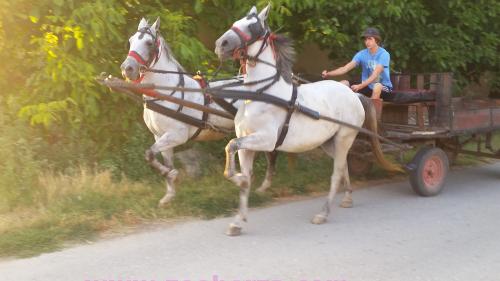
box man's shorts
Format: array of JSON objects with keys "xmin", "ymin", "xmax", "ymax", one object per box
[{"xmin": 350, "ymin": 81, "xmax": 393, "ymax": 101}]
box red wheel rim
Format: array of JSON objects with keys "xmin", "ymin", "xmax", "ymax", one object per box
[{"xmin": 422, "ymin": 155, "xmax": 444, "ymax": 190}]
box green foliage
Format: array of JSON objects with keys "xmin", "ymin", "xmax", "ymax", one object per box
[
  {"xmin": 192, "ymin": 0, "xmax": 499, "ymax": 88},
  {"xmin": 0, "ymin": 0, "xmax": 221, "ymax": 187},
  {"xmin": 0, "ymin": 0, "xmax": 498, "ymax": 222},
  {"xmin": 0, "ymin": 111, "xmax": 43, "ymax": 211}
]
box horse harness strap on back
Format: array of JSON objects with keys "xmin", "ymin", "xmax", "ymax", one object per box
[{"xmin": 274, "ymin": 84, "xmax": 298, "ymax": 149}]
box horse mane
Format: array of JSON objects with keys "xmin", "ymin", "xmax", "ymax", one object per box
[
  {"xmin": 271, "ymin": 34, "xmax": 296, "ymax": 84},
  {"xmin": 159, "ymin": 36, "xmax": 186, "ymax": 72},
  {"xmin": 139, "ymin": 19, "xmax": 186, "ymax": 72}
]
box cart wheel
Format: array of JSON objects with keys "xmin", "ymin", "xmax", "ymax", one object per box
[
  {"xmin": 347, "ymin": 153, "xmax": 373, "ymax": 176},
  {"xmin": 408, "ymin": 147, "xmax": 449, "ymax": 197}
]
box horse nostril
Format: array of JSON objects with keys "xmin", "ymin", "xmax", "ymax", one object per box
[
  {"xmin": 125, "ymin": 66, "xmax": 133, "ymax": 73},
  {"xmin": 222, "ymin": 40, "xmax": 228, "ymax": 47}
]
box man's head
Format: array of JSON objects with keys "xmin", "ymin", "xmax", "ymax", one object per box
[{"xmin": 361, "ymin": 27, "xmax": 381, "ymax": 48}]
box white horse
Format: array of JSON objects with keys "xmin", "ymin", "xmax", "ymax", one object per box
[
  {"xmin": 215, "ymin": 5, "xmax": 402, "ymax": 236},
  {"xmin": 120, "ymin": 18, "xmax": 278, "ymax": 207}
]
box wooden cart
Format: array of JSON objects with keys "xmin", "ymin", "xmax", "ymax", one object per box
[{"xmin": 348, "ymin": 72, "xmax": 500, "ymax": 196}]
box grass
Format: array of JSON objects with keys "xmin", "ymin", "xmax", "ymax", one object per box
[
  {"xmin": 0, "ymin": 134, "xmax": 498, "ymax": 258},
  {"xmin": 0, "ymin": 149, "xmax": 332, "ymax": 258},
  {"xmin": 0, "ymin": 169, "xmax": 174, "ymax": 257}
]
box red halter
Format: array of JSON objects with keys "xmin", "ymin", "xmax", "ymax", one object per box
[
  {"xmin": 126, "ymin": 39, "xmax": 161, "ymax": 83},
  {"xmin": 231, "ymin": 26, "xmax": 252, "ymax": 43}
]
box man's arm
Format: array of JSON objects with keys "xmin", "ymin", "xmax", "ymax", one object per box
[
  {"xmin": 351, "ymin": 64, "xmax": 384, "ymax": 92},
  {"xmin": 322, "ymin": 61, "xmax": 357, "ymax": 78}
]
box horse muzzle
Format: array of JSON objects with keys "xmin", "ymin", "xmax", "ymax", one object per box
[{"xmin": 120, "ymin": 58, "xmax": 141, "ymax": 81}]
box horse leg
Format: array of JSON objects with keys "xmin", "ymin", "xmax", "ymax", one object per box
[
  {"xmin": 158, "ymin": 149, "xmax": 179, "ymax": 207},
  {"xmin": 312, "ymin": 132, "xmax": 356, "ymax": 224},
  {"xmin": 227, "ymin": 149, "xmax": 256, "ymax": 236},
  {"xmin": 224, "ymin": 134, "xmax": 275, "ymax": 183},
  {"xmin": 339, "ymin": 165, "xmax": 353, "ymax": 208},
  {"xmin": 144, "ymin": 131, "xmax": 187, "ymax": 206},
  {"xmin": 256, "ymin": 150, "xmax": 278, "ymax": 193},
  {"xmin": 223, "ymin": 138, "xmax": 239, "ymax": 181}
]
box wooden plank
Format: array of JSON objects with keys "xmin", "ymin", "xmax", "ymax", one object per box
[
  {"xmin": 417, "ymin": 74, "xmax": 425, "ymax": 89},
  {"xmin": 429, "ymin": 74, "xmax": 438, "ymax": 91},
  {"xmin": 493, "ymin": 108, "xmax": 500, "ymax": 127},
  {"xmin": 417, "ymin": 104, "xmax": 426, "ymax": 129},
  {"xmin": 391, "ymin": 75, "xmax": 400, "ymax": 90},
  {"xmin": 452, "ymin": 109, "xmax": 491, "ymax": 131},
  {"xmin": 399, "ymin": 75, "xmax": 411, "ymax": 89},
  {"xmin": 436, "ymin": 73, "xmax": 453, "ymax": 127},
  {"xmin": 382, "ymin": 105, "xmax": 408, "ymax": 125}
]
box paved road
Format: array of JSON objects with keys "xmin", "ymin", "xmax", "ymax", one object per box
[{"xmin": 1, "ymin": 163, "xmax": 499, "ymax": 281}]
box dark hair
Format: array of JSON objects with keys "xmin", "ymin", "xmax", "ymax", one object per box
[{"xmin": 362, "ymin": 27, "xmax": 382, "ymax": 44}]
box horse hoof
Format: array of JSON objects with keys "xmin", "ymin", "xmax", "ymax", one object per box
[
  {"xmin": 311, "ymin": 214, "xmax": 327, "ymax": 225},
  {"xmin": 158, "ymin": 195, "xmax": 175, "ymax": 208},
  {"xmin": 230, "ymin": 174, "xmax": 248, "ymax": 188},
  {"xmin": 340, "ymin": 199, "xmax": 353, "ymax": 208},
  {"xmin": 256, "ymin": 181, "xmax": 271, "ymax": 193},
  {"xmin": 223, "ymin": 169, "xmax": 232, "ymax": 179},
  {"xmin": 256, "ymin": 187, "xmax": 267, "ymax": 193},
  {"xmin": 226, "ymin": 224, "xmax": 242, "ymax": 236},
  {"xmin": 145, "ymin": 149, "xmax": 155, "ymax": 162}
]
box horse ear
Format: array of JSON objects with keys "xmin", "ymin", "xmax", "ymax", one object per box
[
  {"xmin": 151, "ymin": 17, "xmax": 160, "ymax": 33},
  {"xmin": 138, "ymin": 18, "xmax": 148, "ymax": 30},
  {"xmin": 258, "ymin": 3, "xmax": 271, "ymax": 22},
  {"xmin": 248, "ymin": 6, "xmax": 258, "ymax": 15}
]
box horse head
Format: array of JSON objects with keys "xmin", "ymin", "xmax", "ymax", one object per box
[
  {"xmin": 214, "ymin": 4, "xmax": 271, "ymax": 61},
  {"xmin": 121, "ymin": 17, "xmax": 161, "ymax": 81}
]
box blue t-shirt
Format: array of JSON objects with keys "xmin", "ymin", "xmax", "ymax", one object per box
[{"xmin": 353, "ymin": 47, "xmax": 392, "ymax": 90}]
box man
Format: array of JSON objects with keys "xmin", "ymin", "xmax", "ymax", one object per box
[{"xmin": 322, "ymin": 27, "xmax": 392, "ymax": 100}]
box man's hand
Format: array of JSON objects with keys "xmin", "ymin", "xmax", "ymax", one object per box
[
  {"xmin": 321, "ymin": 70, "xmax": 329, "ymax": 79},
  {"xmin": 351, "ymin": 84, "xmax": 364, "ymax": 92}
]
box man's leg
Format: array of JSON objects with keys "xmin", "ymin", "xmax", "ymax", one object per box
[
  {"xmin": 371, "ymin": 83, "xmax": 384, "ymax": 121},
  {"xmin": 371, "ymin": 83, "xmax": 383, "ymax": 99}
]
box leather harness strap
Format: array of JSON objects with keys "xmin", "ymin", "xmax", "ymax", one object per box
[
  {"xmin": 144, "ymin": 96, "xmax": 210, "ymax": 141},
  {"xmin": 274, "ymin": 84, "xmax": 298, "ymax": 149},
  {"xmin": 175, "ymin": 70, "xmax": 185, "ymax": 112},
  {"xmin": 189, "ymin": 93, "xmax": 210, "ymax": 141},
  {"xmin": 144, "ymin": 100, "xmax": 205, "ymax": 129}
]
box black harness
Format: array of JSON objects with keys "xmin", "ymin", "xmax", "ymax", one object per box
[
  {"xmin": 274, "ymin": 84, "xmax": 298, "ymax": 149},
  {"xmin": 133, "ymin": 17, "xmax": 298, "ymax": 145},
  {"xmin": 129, "ymin": 28, "xmax": 214, "ymax": 140},
  {"xmin": 227, "ymin": 13, "xmax": 298, "ymax": 149},
  {"xmin": 144, "ymin": 92, "xmax": 210, "ymax": 141}
]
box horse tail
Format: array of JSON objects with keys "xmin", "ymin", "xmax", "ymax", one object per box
[{"xmin": 358, "ymin": 96, "xmax": 404, "ymax": 173}]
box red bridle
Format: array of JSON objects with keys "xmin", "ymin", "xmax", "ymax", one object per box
[
  {"xmin": 126, "ymin": 39, "xmax": 161, "ymax": 83},
  {"xmin": 232, "ymin": 32, "xmax": 277, "ymax": 67},
  {"xmin": 128, "ymin": 51, "xmax": 148, "ymax": 66},
  {"xmin": 231, "ymin": 26, "xmax": 252, "ymax": 43}
]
